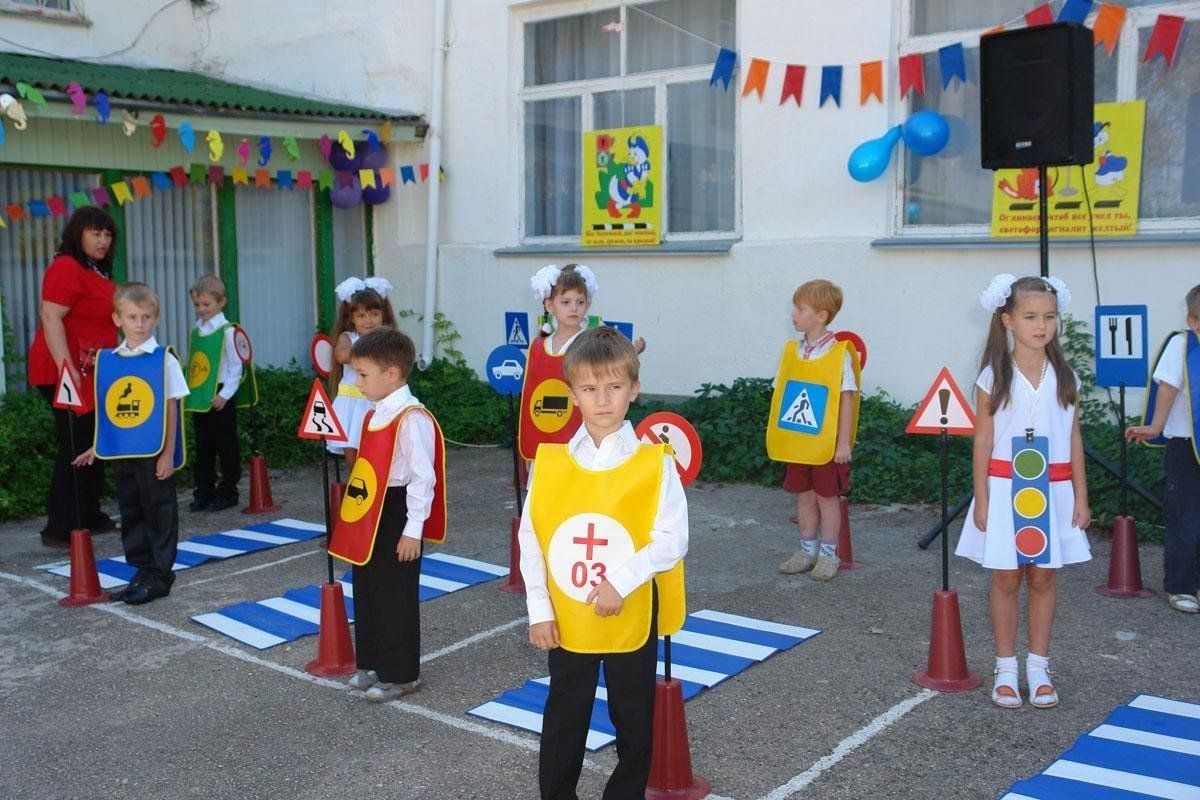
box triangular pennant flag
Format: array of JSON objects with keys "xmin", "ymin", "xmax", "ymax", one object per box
[
  {"xmin": 859, "ymin": 61, "xmax": 883, "ymax": 105},
  {"xmin": 207, "ymin": 165, "xmax": 225, "ymax": 186},
  {"xmin": 379, "ymin": 167, "xmax": 396, "ymax": 187},
  {"xmin": 150, "ymin": 171, "xmax": 172, "ymax": 190},
  {"xmin": 905, "ymin": 367, "xmax": 976, "ymax": 435},
  {"xmin": 46, "ymin": 196, "xmax": 67, "ymax": 217},
  {"xmin": 741, "ymin": 58, "xmax": 770, "ymax": 99},
  {"xmin": 1144, "ymin": 14, "xmax": 1184, "ymax": 67},
  {"xmin": 131, "ymin": 176, "xmax": 152, "ymax": 198},
  {"xmin": 254, "ymin": 168, "xmax": 271, "ymax": 188},
  {"xmin": 68, "ymin": 191, "xmax": 92, "ymax": 210},
  {"xmin": 819, "ymin": 65, "xmax": 842, "ymax": 107},
  {"xmin": 418, "ymin": 163, "xmax": 430, "ymax": 182},
  {"xmin": 0, "ymin": 214, "xmax": 5, "ymax": 229},
  {"xmin": 232, "ymin": 166, "xmax": 250, "ymax": 185},
  {"xmin": 1024, "ymin": 3, "xmax": 1054, "ymax": 27},
  {"xmin": 189, "ymin": 163, "xmax": 206, "ymax": 184},
  {"xmin": 110, "ymin": 181, "xmax": 133, "ymax": 206},
  {"xmin": 899, "ymin": 53, "xmax": 925, "ymax": 98},
  {"xmin": 5, "ymin": 203, "xmax": 26, "ymax": 221},
  {"xmin": 27, "ymin": 200, "xmax": 51, "ymax": 218},
  {"xmin": 359, "ymin": 168, "xmax": 377, "ymax": 189},
  {"xmin": 1058, "ymin": 0, "xmax": 1092, "ymax": 23},
  {"xmin": 90, "ymin": 187, "xmax": 112, "ymax": 207},
  {"xmin": 297, "ymin": 170, "xmax": 313, "ymax": 189},
  {"xmin": 297, "ymin": 378, "xmax": 347, "ymax": 442},
  {"xmin": 439, "ymin": 166, "xmax": 446, "ymax": 181},
  {"xmin": 52, "ymin": 361, "xmax": 90, "ymax": 413},
  {"xmin": 938, "ymin": 43, "xmax": 966, "ymax": 88},
  {"xmin": 276, "ymin": 170, "xmax": 294, "ymax": 189},
  {"xmin": 779, "ymin": 64, "xmax": 806, "ymax": 107},
  {"xmin": 710, "ymin": 47, "xmax": 737, "ymax": 90},
  {"xmin": 169, "ymin": 166, "xmax": 189, "ymax": 186},
  {"xmin": 318, "ymin": 171, "xmax": 333, "ymax": 190},
  {"xmin": 400, "ymin": 165, "xmax": 416, "ymax": 185},
  {"xmin": 1093, "ymin": 4, "xmax": 1125, "ymax": 56}
]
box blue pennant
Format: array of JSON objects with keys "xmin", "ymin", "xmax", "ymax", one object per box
[
  {"xmin": 276, "ymin": 170, "xmax": 293, "ymax": 189},
  {"xmin": 710, "ymin": 47, "xmax": 737, "ymax": 90},
  {"xmin": 819, "ymin": 65, "xmax": 842, "ymax": 107},
  {"xmin": 27, "ymin": 199, "xmax": 51, "ymax": 218},
  {"xmin": 150, "ymin": 172, "xmax": 172, "ymax": 190},
  {"xmin": 400, "ymin": 165, "xmax": 416, "ymax": 185},
  {"xmin": 1058, "ymin": 0, "xmax": 1092, "ymax": 23},
  {"xmin": 938, "ymin": 43, "xmax": 967, "ymax": 88}
]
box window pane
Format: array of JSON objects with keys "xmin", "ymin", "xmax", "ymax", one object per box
[
  {"xmin": 667, "ymin": 81, "xmax": 735, "ymax": 232},
  {"xmin": 628, "ymin": 0, "xmax": 735, "ymax": 73},
  {"xmin": 913, "ymin": 0, "xmax": 1163, "ymax": 35},
  {"xmin": 525, "ymin": 10, "xmax": 619, "ymax": 86},
  {"xmin": 332, "ymin": 204, "xmax": 367, "ymax": 285},
  {"xmin": 1137, "ymin": 25, "xmax": 1200, "ymax": 218},
  {"xmin": 525, "ymin": 97, "xmax": 581, "ymax": 236},
  {"xmin": 595, "ymin": 88, "xmax": 655, "ymax": 129}
]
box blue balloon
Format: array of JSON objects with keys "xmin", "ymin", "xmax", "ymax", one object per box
[
  {"xmin": 902, "ymin": 109, "xmax": 950, "ymax": 157},
  {"xmin": 848, "ymin": 125, "xmax": 902, "ymax": 182}
]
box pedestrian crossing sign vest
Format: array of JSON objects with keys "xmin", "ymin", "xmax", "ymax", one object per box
[
  {"xmin": 1141, "ymin": 329, "xmax": 1200, "ymax": 463},
  {"xmin": 518, "ymin": 339, "xmax": 583, "ymax": 460},
  {"xmin": 529, "ymin": 443, "xmax": 686, "ymax": 653},
  {"xmin": 328, "ymin": 406, "xmax": 448, "ymax": 565},
  {"xmin": 93, "ymin": 347, "xmax": 186, "ymax": 469},
  {"xmin": 766, "ymin": 339, "xmax": 861, "ymax": 465},
  {"xmin": 184, "ymin": 323, "xmax": 258, "ymax": 412}
]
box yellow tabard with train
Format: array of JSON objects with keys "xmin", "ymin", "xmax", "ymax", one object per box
[
  {"xmin": 530, "ymin": 443, "xmax": 685, "ymax": 653},
  {"xmin": 766, "ymin": 339, "xmax": 861, "ymax": 465}
]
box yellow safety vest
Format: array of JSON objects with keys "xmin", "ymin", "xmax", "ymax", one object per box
[
  {"xmin": 530, "ymin": 443, "xmax": 686, "ymax": 653},
  {"xmin": 766, "ymin": 339, "xmax": 861, "ymax": 465}
]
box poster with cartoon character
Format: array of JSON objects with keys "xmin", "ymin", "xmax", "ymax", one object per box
[
  {"xmin": 581, "ymin": 125, "xmax": 663, "ymax": 247},
  {"xmin": 990, "ymin": 100, "xmax": 1144, "ymax": 238}
]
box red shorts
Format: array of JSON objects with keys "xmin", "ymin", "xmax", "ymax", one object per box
[{"xmin": 783, "ymin": 462, "xmax": 851, "ymax": 498}]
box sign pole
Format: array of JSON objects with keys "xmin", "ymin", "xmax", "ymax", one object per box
[
  {"xmin": 508, "ymin": 393, "xmax": 523, "ymax": 516},
  {"xmin": 1118, "ymin": 381, "xmax": 1129, "ymax": 517},
  {"xmin": 940, "ymin": 428, "xmax": 949, "ymax": 592},
  {"xmin": 321, "ymin": 444, "xmax": 334, "ymax": 585}
]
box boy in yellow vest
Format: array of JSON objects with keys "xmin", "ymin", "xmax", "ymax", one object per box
[
  {"xmin": 769, "ymin": 279, "xmax": 861, "ymax": 581},
  {"xmin": 518, "ymin": 326, "xmax": 688, "ymax": 800}
]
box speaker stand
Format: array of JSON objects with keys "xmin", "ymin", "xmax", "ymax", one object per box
[{"xmin": 1038, "ymin": 164, "xmax": 1050, "ymax": 279}]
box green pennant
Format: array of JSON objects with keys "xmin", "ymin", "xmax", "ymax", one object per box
[
  {"xmin": 189, "ymin": 163, "xmax": 206, "ymax": 184},
  {"xmin": 68, "ymin": 191, "xmax": 92, "ymax": 210},
  {"xmin": 317, "ymin": 171, "xmax": 333, "ymax": 190}
]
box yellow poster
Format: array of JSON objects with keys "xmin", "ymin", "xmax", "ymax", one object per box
[
  {"xmin": 990, "ymin": 100, "xmax": 1145, "ymax": 238},
  {"xmin": 582, "ymin": 125, "xmax": 662, "ymax": 247}
]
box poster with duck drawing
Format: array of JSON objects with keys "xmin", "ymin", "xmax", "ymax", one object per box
[
  {"xmin": 581, "ymin": 125, "xmax": 662, "ymax": 247},
  {"xmin": 990, "ymin": 100, "xmax": 1144, "ymax": 238}
]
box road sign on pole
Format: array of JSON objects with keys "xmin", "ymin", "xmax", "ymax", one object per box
[{"xmin": 1095, "ymin": 304, "xmax": 1148, "ymax": 388}]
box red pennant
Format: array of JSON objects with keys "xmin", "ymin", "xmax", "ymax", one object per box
[
  {"xmin": 1144, "ymin": 14, "xmax": 1185, "ymax": 67},
  {"xmin": 296, "ymin": 170, "xmax": 313, "ymax": 189},
  {"xmin": 46, "ymin": 196, "xmax": 67, "ymax": 217},
  {"xmin": 899, "ymin": 54, "xmax": 925, "ymax": 98},
  {"xmin": 169, "ymin": 166, "xmax": 189, "ymax": 186},
  {"xmin": 419, "ymin": 163, "xmax": 430, "ymax": 182},
  {"xmin": 779, "ymin": 64, "xmax": 806, "ymax": 106},
  {"xmin": 1024, "ymin": 3, "xmax": 1054, "ymax": 26}
]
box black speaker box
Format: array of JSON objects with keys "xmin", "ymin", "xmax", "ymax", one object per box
[{"xmin": 980, "ymin": 23, "xmax": 1094, "ymax": 169}]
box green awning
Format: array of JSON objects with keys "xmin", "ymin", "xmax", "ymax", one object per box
[{"xmin": 0, "ymin": 52, "xmax": 419, "ymax": 123}]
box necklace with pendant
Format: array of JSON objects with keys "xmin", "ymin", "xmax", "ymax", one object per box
[{"xmin": 1022, "ymin": 357, "xmax": 1049, "ymax": 442}]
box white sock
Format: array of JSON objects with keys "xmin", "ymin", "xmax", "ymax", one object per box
[
  {"xmin": 995, "ymin": 655, "xmax": 1018, "ymax": 673},
  {"xmin": 799, "ymin": 538, "xmax": 818, "ymax": 556},
  {"xmin": 819, "ymin": 541, "xmax": 837, "ymax": 558},
  {"xmin": 1026, "ymin": 652, "xmax": 1050, "ymax": 679}
]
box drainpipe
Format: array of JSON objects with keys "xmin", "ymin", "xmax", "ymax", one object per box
[{"xmin": 419, "ymin": 0, "xmax": 448, "ymax": 369}]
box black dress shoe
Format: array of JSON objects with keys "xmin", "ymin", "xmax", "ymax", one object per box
[
  {"xmin": 189, "ymin": 497, "xmax": 212, "ymax": 512},
  {"xmin": 40, "ymin": 533, "xmax": 70, "ymax": 550},
  {"xmin": 206, "ymin": 497, "xmax": 238, "ymax": 512},
  {"xmin": 123, "ymin": 581, "xmax": 170, "ymax": 605}
]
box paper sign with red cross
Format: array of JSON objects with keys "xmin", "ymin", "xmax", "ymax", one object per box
[{"xmin": 546, "ymin": 513, "xmax": 634, "ymax": 602}]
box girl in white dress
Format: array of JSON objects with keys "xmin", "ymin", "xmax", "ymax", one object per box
[
  {"xmin": 956, "ymin": 275, "xmax": 1091, "ymax": 710},
  {"xmin": 328, "ymin": 277, "xmax": 397, "ymax": 467}
]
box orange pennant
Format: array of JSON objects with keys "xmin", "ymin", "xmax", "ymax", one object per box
[
  {"xmin": 254, "ymin": 169, "xmax": 271, "ymax": 188},
  {"xmin": 1093, "ymin": 4, "xmax": 1125, "ymax": 56},
  {"xmin": 131, "ymin": 176, "xmax": 152, "ymax": 198},
  {"xmin": 379, "ymin": 167, "xmax": 396, "ymax": 187},
  {"xmin": 741, "ymin": 58, "xmax": 770, "ymax": 99},
  {"xmin": 859, "ymin": 61, "xmax": 883, "ymax": 105}
]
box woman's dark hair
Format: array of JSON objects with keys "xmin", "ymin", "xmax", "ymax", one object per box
[{"xmin": 57, "ymin": 206, "xmax": 118, "ymax": 274}]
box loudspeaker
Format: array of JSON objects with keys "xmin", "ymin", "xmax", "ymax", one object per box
[{"xmin": 980, "ymin": 23, "xmax": 1094, "ymax": 169}]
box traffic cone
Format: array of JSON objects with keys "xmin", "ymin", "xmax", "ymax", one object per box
[
  {"xmin": 913, "ymin": 589, "xmax": 981, "ymax": 692},
  {"xmin": 242, "ymin": 452, "xmax": 280, "ymax": 514},
  {"xmin": 1095, "ymin": 515, "xmax": 1154, "ymax": 598},
  {"xmin": 836, "ymin": 495, "xmax": 862, "ymax": 571},
  {"xmin": 58, "ymin": 528, "xmax": 109, "ymax": 607},
  {"xmin": 499, "ymin": 516, "xmax": 526, "ymax": 594},
  {"xmin": 305, "ymin": 581, "xmax": 357, "ymax": 677},
  {"xmin": 645, "ymin": 678, "xmax": 711, "ymax": 800}
]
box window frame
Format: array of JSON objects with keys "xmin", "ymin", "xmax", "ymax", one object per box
[
  {"xmin": 0, "ymin": 0, "xmax": 88, "ymax": 25},
  {"xmin": 515, "ymin": 0, "xmax": 741, "ymax": 244},
  {"xmin": 893, "ymin": 0, "xmax": 1200, "ymax": 237}
]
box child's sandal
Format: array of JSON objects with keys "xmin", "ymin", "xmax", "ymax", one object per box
[
  {"xmin": 1026, "ymin": 657, "xmax": 1059, "ymax": 709},
  {"xmin": 991, "ymin": 666, "xmax": 1022, "ymax": 709}
]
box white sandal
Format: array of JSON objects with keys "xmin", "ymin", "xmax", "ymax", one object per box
[
  {"xmin": 991, "ymin": 664, "xmax": 1022, "ymax": 709},
  {"xmin": 1026, "ymin": 655, "xmax": 1059, "ymax": 709},
  {"xmin": 1168, "ymin": 594, "xmax": 1200, "ymax": 613}
]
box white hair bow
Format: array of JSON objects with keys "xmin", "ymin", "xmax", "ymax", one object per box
[
  {"xmin": 363, "ymin": 276, "xmax": 393, "ymax": 299},
  {"xmin": 571, "ymin": 264, "xmax": 599, "ymax": 302},
  {"xmin": 335, "ymin": 276, "xmax": 366, "ymax": 303},
  {"xmin": 1045, "ymin": 276, "xmax": 1071, "ymax": 314},
  {"xmin": 530, "ymin": 264, "xmax": 562, "ymax": 302},
  {"xmin": 979, "ymin": 273, "xmax": 1018, "ymax": 313}
]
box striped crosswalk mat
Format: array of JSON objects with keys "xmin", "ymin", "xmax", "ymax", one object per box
[
  {"xmin": 1001, "ymin": 694, "xmax": 1200, "ymax": 800},
  {"xmin": 191, "ymin": 552, "xmax": 509, "ymax": 649},
  {"xmin": 468, "ymin": 609, "xmax": 820, "ymax": 750},
  {"xmin": 42, "ymin": 518, "xmax": 325, "ymax": 589}
]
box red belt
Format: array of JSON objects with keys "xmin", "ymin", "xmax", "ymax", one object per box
[{"xmin": 989, "ymin": 458, "xmax": 1073, "ymax": 481}]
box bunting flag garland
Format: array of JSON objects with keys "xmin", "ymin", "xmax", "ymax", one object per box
[
  {"xmin": 68, "ymin": 191, "xmax": 91, "ymax": 210},
  {"xmin": 859, "ymin": 61, "xmax": 882, "ymax": 105},
  {"xmin": 898, "ymin": 53, "xmax": 925, "ymax": 98},
  {"xmin": 780, "ymin": 64, "xmax": 806, "ymax": 106},
  {"xmin": 710, "ymin": 47, "xmax": 737, "ymax": 89},
  {"xmin": 232, "ymin": 166, "xmax": 250, "ymax": 185},
  {"xmin": 27, "ymin": 199, "xmax": 50, "ymax": 218},
  {"xmin": 90, "ymin": 187, "xmax": 111, "ymax": 207},
  {"xmin": 189, "ymin": 163, "xmax": 206, "ymax": 184},
  {"xmin": 276, "ymin": 170, "xmax": 293, "ymax": 189},
  {"xmin": 938, "ymin": 43, "xmax": 966, "ymax": 89},
  {"xmin": 742, "ymin": 58, "xmax": 770, "ymax": 99},
  {"xmin": 5, "ymin": 203, "xmax": 26, "ymax": 220},
  {"xmin": 317, "ymin": 171, "xmax": 333, "ymax": 190},
  {"xmin": 151, "ymin": 172, "xmax": 172, "ymax": 190},
  {"xmin": 819, "ymin": 66, "xmax": 842, "ymax": 107},
  {"xmin": 400, "ymin": 165, "xmax": 416, "ymax": 185},
  {"xmin": 207, "ymin": 166, "xmax": 225, "ymax": 186},
  {"xmin": 1144, "ymin": 14, "xmax": 1185, "ymax": 67},
  {"xmin": 418, "ymin": 163, "xmax": 430, "ymax": 182},
  {"xmin": 169, "ymin": 166, "xmax": 189, "ymax": 186},
  {"xmin": 359, "ymin": 168, "xmax": 377, "ymax": 188},
  {"xmin": 254, "ymin": 168, "xmax": 271, "ymax": 188},
  {"xmin": 46, "ymin": 196, "xmax": 66, "ymax": 217},
  {"xmin": 296, "ymin": 170, "xmax": 313, "ymax": 189},
  {"xmin": 1093, "ymin": 4, "xmax": 1125, "ymax": 55},
  {"xmin": 1058, "ymin": 0, "xmax": 1092, "ymax": 24},
  {"xmin": 131, "ymin": 176, "xmax": 152, "ymax": 198},
  {"xmin": 1024, "ymin": 3, "xmax": 1054, "ymax": 27},
  {"xmin": 110, "ymin": 180, "xmax": 132, "ymax": 206},
  {"xmin": 379, "ymin": 167, "xmax": 395, "ymax": 187}
]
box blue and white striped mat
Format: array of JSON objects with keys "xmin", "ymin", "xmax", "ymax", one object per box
[
  {"xmin": 1001, "ymin": 694, "xmax": 1200, "ymax": 799},
  {"xmin": 468, "ymin": 609, "xmax": 820, "ymax": 750},
  {"xmin": 191, "ymin": 552, "xmax": 509, "ymax": 649},
  {"xmin": 42, "ymin": 518, "xmax": 326, "ymax": 589}
]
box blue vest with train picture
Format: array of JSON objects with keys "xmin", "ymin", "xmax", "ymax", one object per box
[{"xmin": 94, "ymin": 347, "xmax": 185, "ymax": 469}]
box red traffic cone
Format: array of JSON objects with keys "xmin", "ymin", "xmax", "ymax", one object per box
[
  {"xmin": 1095, "ymin": 515, "xmax": 1154, "ymax": 598},
  {"xmin": 59, "ymin": 528, "xmax": 109, "ymax": 607},
  {"xmin": 305, "ymin": 581, "xmax": 357, "ymax": 677},
  {"xmin": 242, "ymin": 452, "xmax": 280, "ymax": 514},
  {"xmin": 836, "ymin": 495, "xmax": 862, "ymax": 571},
  {"xmin": 499, "ymin": 516, "xmax": 526, "ymax": 594},
  {"xmin": 913, "ymin": 589, "xmax": 981, "ymax": 692},
  {"xmin": 645, "ymin": 678, "xmax": 711, "ymax": 800}
]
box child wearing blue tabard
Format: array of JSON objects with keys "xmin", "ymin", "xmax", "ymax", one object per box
[{"xmin": 74, "ymin": 283, "xmax": 188, "ymax": 605}]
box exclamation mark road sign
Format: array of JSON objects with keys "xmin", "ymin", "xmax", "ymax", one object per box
[{"xmin": 938, "ymin": 388, "xmax": 950, "ymax": 427}]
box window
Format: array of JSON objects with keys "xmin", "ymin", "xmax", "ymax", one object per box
[
  {"xmin": 521, "ymin": 0, "xmax": 737, "ymax": 239},
  {"xmin": 900, "ymin": 1, "xmax": 1199, "ymax": 232},
  {"xmin": 0, "ymin": 0, "xmax": 84, "ymax": 22}
]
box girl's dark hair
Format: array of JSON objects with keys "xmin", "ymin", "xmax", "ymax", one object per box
[
  {"xmin": 980, "ymin": 276, "xmax": 1077, "ymax": 412},
  {"xmin": 550, "ymin": 264, "xmax": 590, "ymax": 299},
  {"xmin": 329, "ymin": 287, "xmax": 398, "ymax": 387},
  {"xmin": 57, "ymin": 207, "xmax": 118, "ymax": 275}
]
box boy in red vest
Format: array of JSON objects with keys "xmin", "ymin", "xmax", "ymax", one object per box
[
  {"xmin": 518, "ymin": 326, "xmax": 688, "ymax": 800},
  {"xmin": 328, "ymin": 329, "xmax": 446, "ymax": 702}
]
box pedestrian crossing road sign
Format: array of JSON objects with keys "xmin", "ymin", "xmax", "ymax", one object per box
[{"xmin": 505, "ymin": 312, "xmax": 530, "ymax": 348}]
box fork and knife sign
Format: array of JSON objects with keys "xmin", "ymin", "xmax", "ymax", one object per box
[{"xmin": 1108, "ymin": 315, "xmax": 1134, "ymax": 356}]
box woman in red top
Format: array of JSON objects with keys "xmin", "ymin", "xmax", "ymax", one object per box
[{"xmin": 27, "ymin": 207, "xmax": 120, "ymax": 548}]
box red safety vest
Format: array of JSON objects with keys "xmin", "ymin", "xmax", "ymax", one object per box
[{"xmin": 517, "ymin": 339, "xmax": 583, "ymax": 461}]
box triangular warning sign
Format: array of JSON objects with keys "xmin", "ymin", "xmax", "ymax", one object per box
[
  {"xmin": 508, "ymin": 318, "xmax": 528, "ymax": 347},
  {"xmin": 52, "ymin": 361, "xmax": 90, "ymax": 413},
  {"xmin": 906, "ymin": 367, "xmax": 976, "ymax": 436},
  {"xmin": 297, "ymin": 378, "xmax": 348, "ymax": 442}
]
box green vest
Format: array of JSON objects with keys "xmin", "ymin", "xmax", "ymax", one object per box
[{"xmin": 184, "ymin": 323, "xmax": 258, "ymax": 412}]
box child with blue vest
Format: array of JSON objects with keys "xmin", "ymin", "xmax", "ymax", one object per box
[
  {"xmin": 73, "ymin": 282, "xmax": 188, "ymax": 605},
  {"xmin": 1127, "ymin": 283, "xmax": 1200, "ymax": 614}
]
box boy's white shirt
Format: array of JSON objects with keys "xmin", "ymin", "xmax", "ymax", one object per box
[
  {"xmin": 1152, "ymin": 332, "xmax": 1191, "ymax": 439},
  {"xmin": 368, "ymin": 384, "xmax": 436, "ymax": 541},
  {"xmin": 771, "ymin": 332, "xmax": 858, "ymax": 392},
  {"xmin": 194, "ymin": 311, "xmax": 243, "ymax": 401},
  {"xmin": 115, "ymin": 335, "xmax": 189, "ymax": 400},
  {"xmin": 518, "ymin": 420, "xmax": 689, "ymax": 626}
]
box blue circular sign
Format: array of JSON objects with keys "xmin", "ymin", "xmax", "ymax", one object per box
[{"xmin": 486, "ymin": 345, "xmax": 526, "ymax": 396}]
